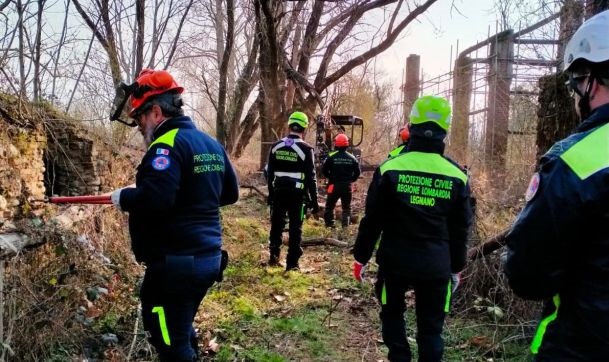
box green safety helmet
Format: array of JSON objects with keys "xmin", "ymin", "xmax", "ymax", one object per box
[
  {"xmin": 288, "ymin": 111, "xmax": 309, "ymax": 129},
  {"xmin": 409, "ymin": 95, "xmax": 452, "ymax": 131}
]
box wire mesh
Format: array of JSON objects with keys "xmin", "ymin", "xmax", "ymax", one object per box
[{"xmin": 414, "ymin": 14, "xmax": 560, "ymax": 185}]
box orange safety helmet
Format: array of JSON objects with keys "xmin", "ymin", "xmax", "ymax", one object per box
[
  {"xmin": 129, "ymin": 69, "xmax": 184, "ymax": 117},
  {"xmin": 399, "ymin": 126, "xmax": 410, "ymax": 142},
  {"xmin": 334, "ymin": 133, "xmax": 349, "ymax": 147}
]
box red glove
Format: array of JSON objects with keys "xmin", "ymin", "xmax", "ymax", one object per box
[{"xmin": 352, "ymin": 261, "xmax": 366, "ymax": 282}]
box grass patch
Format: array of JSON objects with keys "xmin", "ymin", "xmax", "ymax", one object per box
[{"xmin": 200, "ymin": 194, "xmax": 531, "ymax": 361}]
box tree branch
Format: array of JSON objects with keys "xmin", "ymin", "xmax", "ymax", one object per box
[
  {"xmin": 316, "ymin": 0, "xmax": 437, "ymax": 92},
  {"xmin": 0, "ymin": 0, "xmax": 11, "ymax": 12},
  {"xmin": 72, "ymin": 0, "xmax": 108, "ymax": 51},
  {"xmin": 164, "ymin": 0, "xmax": 195, "ymax": 69}
]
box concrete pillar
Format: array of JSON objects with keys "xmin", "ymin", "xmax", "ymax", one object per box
[
  {"xmin": 449, "ymin": 56, "xmax": 473, "ymax": 164},
  {"xmin": 403, "ymin": 54, "xmax": 420, "ymax": 122},
  {"xmin": 485, "ymin": 30, "xmax": 513, "ymax": 180}
]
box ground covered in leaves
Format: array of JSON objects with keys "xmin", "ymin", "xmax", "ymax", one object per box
[{"xmin": 197, "ymin": 191, "xmax": 534, "ymax": 362}]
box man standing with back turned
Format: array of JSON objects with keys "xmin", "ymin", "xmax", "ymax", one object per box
[
  {"xmin": 504, "ymin": 10, "xmax": 609, "ymax": 361},
  {"xmin": 388, "ymin": 126, "xmax": 411, "ymax": 159},
  {"xmin": 110, "ymin": 69, "xmax": 239, "ymax": 361},
  {"xmin": 352, "ymin": 95, "xmax": 473, "ymax": 362},
  {"xmin": 266, "ymin": 111, "xmax": 319, "ymax": 271},
  {"xmin": 322, "ymin": 133, "xmax": 360, "ymax": 228}
]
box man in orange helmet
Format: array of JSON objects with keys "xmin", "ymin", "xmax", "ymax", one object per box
[
  {"xmin": 387, "ymin": 125, "xmax": 411, "ymax": 159},
  {"xmin": 109, "ymin": 69, "xmax": 239, "ymax": 361},
  {"xmin": 322, "ymin": 133, "xmax": 361, "ymax": 228}
]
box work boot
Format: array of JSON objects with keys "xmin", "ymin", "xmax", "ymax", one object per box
[
  {"xmin": 268, "ymin": 253, "xmax": 281, "ymax": 266},
  {"xmin": 285, "ymin": 263, "xmax": 300, "ymax": 272}
]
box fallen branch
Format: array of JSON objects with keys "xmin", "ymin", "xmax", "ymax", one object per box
[
  {"xmin": 240, "ymin": 184, "xmax": 267, "ymax": 198},
  {"xmin": 300, "ymin": 237, "xmax": 348, "ymax": 247},
  {"xmin": 468, "ymin": 229, "xmax": 509, "ymax": 261}
]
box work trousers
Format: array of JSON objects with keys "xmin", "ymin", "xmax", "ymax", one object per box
[
  {"xmin": 269, "ymin": 189, "xmax": 305, "ymax": 269},
  {"xmin": 140, "ymin": 253, "xmax": 220, "ymax": 362},
  {"xmin": 323, "ymin": 183, "xmax": 352, "ymax": 227},
  {"xmin": 533, "ymin": 295, "xmax": 609, "ymax": 362},
  {"xmin": 375, "ymin": 267, "xmax": 451, "ymax": 362}
]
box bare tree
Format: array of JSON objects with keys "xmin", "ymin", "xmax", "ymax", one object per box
[
  {"xmin": 72, "ymin": 0, "xmax": 195, "ymax": 86},
  {"xmin": 252, "ymin": 0, "xmax": 438, "ymax": 166},
  {"xmin": 178, "ymin": 0, "xmax": 260, "ymax": 153}
]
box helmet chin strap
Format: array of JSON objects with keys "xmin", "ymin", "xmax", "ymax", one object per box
[{"xmin": 578, "ymin": 76, "xmax": 595, "ymax": 119}]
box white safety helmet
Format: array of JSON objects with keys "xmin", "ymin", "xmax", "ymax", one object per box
[{"xmin": 564, "ymin": 10, "xmax": 609, "ymax": 72}]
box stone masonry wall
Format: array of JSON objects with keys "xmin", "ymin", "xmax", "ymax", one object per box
[{"xmin": 0, "ymin": 94, "xmax": 136, "ymax": 225}]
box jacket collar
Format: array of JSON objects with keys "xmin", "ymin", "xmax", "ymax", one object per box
[
  {"xmin": 153, "ymin": 116, "xmax": 196, "ymax": 139},
  {"xmin": 406, "ymin": 136, "xmax": 445, "ymax": 154},
  {"xmin": 576, "ymin": 103, "xmax": 609, "ymax": 133}
]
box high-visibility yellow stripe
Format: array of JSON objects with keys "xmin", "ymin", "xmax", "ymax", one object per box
[
  {"xmin": 148, "ymin": 128, "xmax": 179, "ymax": 149},
  {"xmin": 381, "ymin": 283, "xmax": 387, "ymax": 305},
  {"xmin": 388, "ymin": 145, "xmax": 405, "ymax": 159},
  {"xmin": 444, "ymin": 280, "xmax": 452, "ymax": 313},
  {"xmin": 530, "ymin": 294, "xmax": 560, "ymax": 354},
  {"xmin": 560, "ymin": 123, "xmax": 609, "ymax": 180},
  {"xmin": 380, "ymin": 151, "xmax": 468, "ymax": 184},
  {"xmin": 152, "ymin": 306, "xmax": 171, "ymax": 346}
]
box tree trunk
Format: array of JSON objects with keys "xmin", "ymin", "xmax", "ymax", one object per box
[
  {"xmin": 256, "ymin": 0, "xmax": 285, "ymax": 168},
  {"xmin": 585, "ymin": 0, "xmax": 609, "ymax": 19},
  {"xmin": 135, "ymin": 0, "xmax": 145, "ymax": 77},
  {"xmin": 216, "ymin": 0, "xmax": 235, "ymax": 147},
  {"xmin": 16, "ymin": 0, "xmax": 26, "ymax": 99},
  {"xmin": 536, "ymin": 73, "xmax": 579, "ymax": 159},
  {"xmin": 233, "ymin": 93, "xmax": 262, "ymax": 159},
  {"xmin": 33, "ymin": 0, "xmax": 46, "ymax": 101},
  {"xmin": 226, "ymin": 35, "xmax": 259, "ymax": 155}
]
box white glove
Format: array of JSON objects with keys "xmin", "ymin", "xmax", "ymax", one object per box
[
  {"xmin": 451, "ymin": 273, "xmax": 461, "ymax": 293},
  {"xmin": 111, "ymin": 188, "xmax": 123, "ymax": 211}
]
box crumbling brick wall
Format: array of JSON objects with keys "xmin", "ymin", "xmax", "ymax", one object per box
[{"xmin": 0, "ymin": 94, "xmax": 137, "ymax": 223}]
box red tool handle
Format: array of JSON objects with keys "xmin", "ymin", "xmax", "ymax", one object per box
[{"xmin": 49, "ymin": 195, "xmax": 112, "ymax": 204}]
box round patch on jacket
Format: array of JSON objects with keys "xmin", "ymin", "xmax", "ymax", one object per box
[
  {"xmin": 152, "ymin": 155, "xmax": 170, "ymax": 171},
  {"xmin": 525, "ymin": 172, "xmax": 540, "ymax": 202},
  {"xmin": 284, "ymin": 138, "xmax": 294, "ymax": 146}
]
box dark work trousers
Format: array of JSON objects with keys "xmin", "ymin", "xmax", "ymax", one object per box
[
  {"xmin": 375, "ymin": 267, "xmax": 451, "ymax": 362},
  {"xmin": 323, "ymin": 183, "xmax": 352, "ymax": 227},
  {"xmin": 269, "ymin": 188, "xmax": 305, "ymax": 268},
  {"xmin": 533, "ymin": 297, "xmax": 609, "ymax": 362},
  {"xmin": 140, "ymin": 253, "xmax": 221, "ymax": 362}
]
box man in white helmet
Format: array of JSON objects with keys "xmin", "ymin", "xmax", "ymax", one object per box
[{"xmin": 504, "ymin": 10, "xmax": 609, "ymax": 360}]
